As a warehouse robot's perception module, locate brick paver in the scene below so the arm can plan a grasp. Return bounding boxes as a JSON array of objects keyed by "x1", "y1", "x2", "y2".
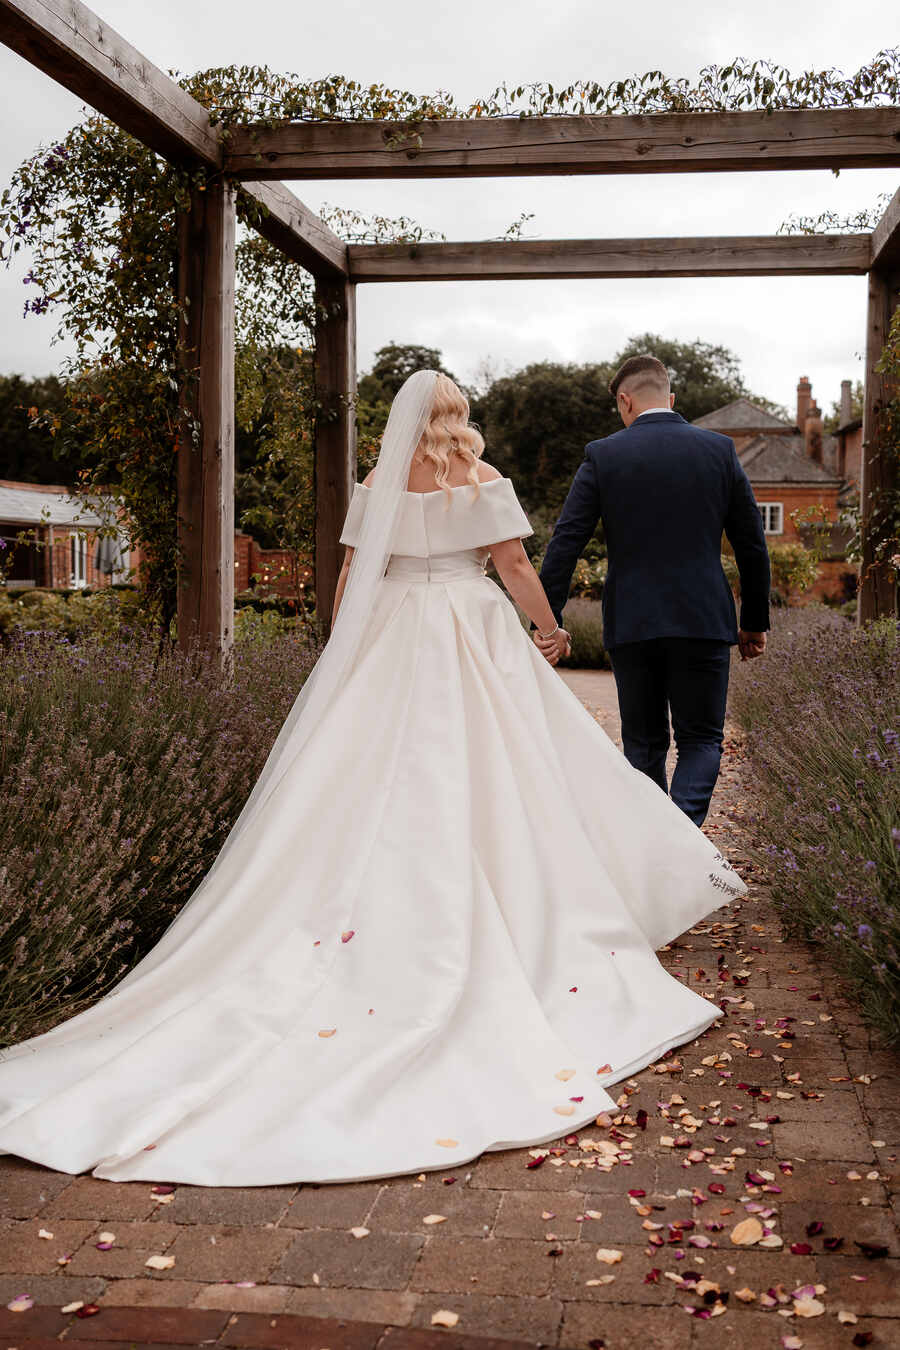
[{"x1": 1, "y1": 670, "x2": 897, "y2": 1348}]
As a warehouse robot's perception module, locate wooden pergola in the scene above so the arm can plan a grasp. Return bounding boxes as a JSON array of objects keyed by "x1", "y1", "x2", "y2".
[{"x1": 3, "y1": 0, "x2": 899, "y2": 649}]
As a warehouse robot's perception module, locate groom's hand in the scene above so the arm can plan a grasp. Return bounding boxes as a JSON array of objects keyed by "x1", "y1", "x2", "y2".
[
  {"x1": 738, "y1": 629, "x2": 767, "y2": 661},
  {"x1": 533, "y1": 628, "x2": 571, "y2": 666}
]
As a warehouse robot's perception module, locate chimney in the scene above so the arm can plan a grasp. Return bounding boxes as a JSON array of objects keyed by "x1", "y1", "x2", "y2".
[
  {"x1": 805, "y1": 399, "x2": 824, "y2": 464},
  {"x1": 796, "y1": 376, "x2": 812, "y2": 431},
  {"x1": 840, "y1": 378, "x2": 852, "y2": 427}
]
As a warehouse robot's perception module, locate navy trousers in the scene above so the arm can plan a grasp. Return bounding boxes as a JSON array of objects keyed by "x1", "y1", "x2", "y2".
[{"x1": 607, "y1": 637, "x2": 732, "y2": 827}]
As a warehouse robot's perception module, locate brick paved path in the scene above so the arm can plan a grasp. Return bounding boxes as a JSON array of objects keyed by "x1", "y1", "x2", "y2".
[{"x1": 2, "y1": 671, "x2": 898, "y2": 1349}]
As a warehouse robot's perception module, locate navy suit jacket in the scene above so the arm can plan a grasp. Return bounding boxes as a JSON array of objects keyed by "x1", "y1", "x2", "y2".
[{"x1": 538, "y1": 411, "x2": 771, "y2": 650}]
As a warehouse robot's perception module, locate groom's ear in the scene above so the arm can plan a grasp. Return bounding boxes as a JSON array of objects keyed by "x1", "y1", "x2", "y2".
[{"x1": 668, "y1": 390, "x2": 675, "y2": 409}]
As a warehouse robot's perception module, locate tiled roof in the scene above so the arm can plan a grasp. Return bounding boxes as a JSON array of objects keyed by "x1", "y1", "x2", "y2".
[
  {"x1": 738, "y1": 435, "x2": 842, "y2": 484},
  {"x1": 693, "y1": 398, "x2": 794, "y2": 432}
]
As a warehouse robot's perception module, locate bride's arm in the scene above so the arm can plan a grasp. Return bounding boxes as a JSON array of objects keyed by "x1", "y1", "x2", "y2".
[
  {"x1": 488, "y1": 537, "x2": 570, "y2": 664},
  {"x1": 331, "y1": 546, "x2": 354, "y2": 626}
]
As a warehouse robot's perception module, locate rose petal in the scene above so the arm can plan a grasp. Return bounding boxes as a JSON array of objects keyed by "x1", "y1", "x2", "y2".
[
  {"x1": 556, "y1": 1068, "x2": 577, "y2": 1081},
  {"x1": 75, "y1": 1304, "x2": 101, "y2": 1318},
  {"x1": 431, "y1": 1310, "x2": 459, "y2": 1328},
  {"x1": 317, "y1": 1028, "x2": 337, "y2": 1038},
  {"x1": 37, "y1": 1228, "x2": 54, "y2": 1240},
  {"x1": 596, "y1": 1248, "x2": 623, "y2": 1265},
  {"x1": 790, "y1": 1243, "x2": 813, "y2": 1255},
  {"x1": 144, "y1": 1254, "x2": 175, "y2": 1270},
  {"x1": 6, "y1": 1295, "x2": 34, "y2": 1313},
  {"x1": 61, "y1": 1301, "x2": 84, "y2": 1313},
  {"x1": 340, "y1": 930, "x2": 355, "y2": 943},
  {"x1": 423, "y1": 1215, "x2": 447, "y2": 1225},
  {"x1": 855, "y1": 1241, "x2": 889, "y2": 1259},
  {"x1": 793, "y1": 1298, "x2": 825, "y2": 1318},
  {"x1": 730, "y1": 1218, "x2": 764, "y2": 1246},
  {"x1": 349, "y1": 1227, "x2": 370, "y2": 1238},
  {"x1": 435, "y1": 1138, "x2": 458, "y2": 1148}
]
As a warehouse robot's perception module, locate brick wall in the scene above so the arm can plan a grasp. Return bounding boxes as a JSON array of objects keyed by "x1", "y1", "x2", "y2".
[
  {"x1": 235, "y1": 533, "x2": 314, "y2": 601},
  {"x1": 750, "y1": 483, "x2": 841, "y2": 541}
]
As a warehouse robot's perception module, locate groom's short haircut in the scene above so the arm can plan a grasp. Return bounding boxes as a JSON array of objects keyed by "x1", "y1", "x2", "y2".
[{"x1": 609, "y1": 355, "x2": 670, "y2": 401}]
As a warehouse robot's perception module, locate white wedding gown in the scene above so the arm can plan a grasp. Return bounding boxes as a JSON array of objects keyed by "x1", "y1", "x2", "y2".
[{"x1": 0, "y1": 476, "x2": 745, "y2": 1186}]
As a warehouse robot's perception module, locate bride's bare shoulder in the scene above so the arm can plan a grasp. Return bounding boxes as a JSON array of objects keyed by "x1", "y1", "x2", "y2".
[{"x1": 476, "y1": 461, "x2": 502, "y2": 483}]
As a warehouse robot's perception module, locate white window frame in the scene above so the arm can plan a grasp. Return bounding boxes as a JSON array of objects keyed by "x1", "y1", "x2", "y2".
[
  {"x1": 758, "y1": 502, "x2": 784, "y2": 535},
  {"x1": 70, "y1": 530, "x2": 87, "y2": 588}
]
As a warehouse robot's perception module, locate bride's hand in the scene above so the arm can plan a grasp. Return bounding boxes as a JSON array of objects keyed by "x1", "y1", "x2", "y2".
[{"x1": 533, "y1": 627, "x2": 571, "y2": 666}]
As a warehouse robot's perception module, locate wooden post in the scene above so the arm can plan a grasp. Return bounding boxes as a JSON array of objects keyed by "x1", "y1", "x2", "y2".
[
  {"x1": 859, "y1": 263, "x2": 900, "y2": 622},
  {"x1": 313, "y1": 276, "x2": 357, "y2": 633},
  {"x1": 176, "y1": 179, "x2": 236, "y2": 657}
]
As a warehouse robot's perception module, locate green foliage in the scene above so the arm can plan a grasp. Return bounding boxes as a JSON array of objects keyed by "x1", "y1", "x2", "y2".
[
  {"x1": 767, "y1": 541, "x2": 820, "y2": 602},
  {"x1": 469, "y1": 334, "x2": 772, "y2": 515},
  {"x1": 471, "y1": 360, "x2": 615, "y2": 515},
  {"x1": 615, "y1": 333, "x2": 778, "y2": 421},
  {"x1": 863, "y1": 307, "x2": 900, "y2": 589},
  {"x1": 779, "y1": 190, "x2": 894, "y2": 236},
  {"x1": 185, "y1": 53, "x2": 900, "y2": 131},
  {"x1": 0, "y1": 374, "x2": 79, "y2": 482},
  {"x1": 356, "y1": 343, "x2": 459, "y2": 446},
  {"x1": 0, "y1": 585, "x2": 152, "y2": 642}
]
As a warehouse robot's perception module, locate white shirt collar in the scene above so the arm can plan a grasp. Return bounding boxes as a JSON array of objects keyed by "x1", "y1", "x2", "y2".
[{"x1": 635, "y1": 407, "x2": 676, "y2": 418}]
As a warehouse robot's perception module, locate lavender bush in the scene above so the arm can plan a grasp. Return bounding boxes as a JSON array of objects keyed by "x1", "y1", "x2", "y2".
[
  {"x1": 728, "y1": 607, "x2": 900, "y2": 1044},
  {"x1": 0, "y1": 628, "x2": 320, "y2": 1046}
]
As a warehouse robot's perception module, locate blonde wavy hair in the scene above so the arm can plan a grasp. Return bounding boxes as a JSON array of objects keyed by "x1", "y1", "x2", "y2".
[{"x1": 413, "y1": 372, "x2": 485, "y2": 503}]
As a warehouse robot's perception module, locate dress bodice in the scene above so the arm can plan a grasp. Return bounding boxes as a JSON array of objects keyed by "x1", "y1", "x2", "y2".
[{"x1": 339, "y1": 475, "x2": 533, "y2": 559}]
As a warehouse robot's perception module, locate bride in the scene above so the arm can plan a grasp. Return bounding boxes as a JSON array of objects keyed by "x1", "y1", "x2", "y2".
[{"x1": 0, "y1": 369, "x2": 744, "y2": 1186}]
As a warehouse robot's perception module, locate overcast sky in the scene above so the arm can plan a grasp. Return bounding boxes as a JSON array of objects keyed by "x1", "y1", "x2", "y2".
[{"x1": 1, "y1": 0, "x2": 898, "y2": 419}]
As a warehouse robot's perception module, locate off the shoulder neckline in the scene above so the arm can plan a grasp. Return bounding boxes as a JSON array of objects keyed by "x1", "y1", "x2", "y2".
[{"x1": 357, "y1": 476, "x2": 510, "y2": 498}]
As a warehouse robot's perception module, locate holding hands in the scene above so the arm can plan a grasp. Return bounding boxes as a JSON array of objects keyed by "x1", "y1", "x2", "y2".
[{"x1": 533, "y1": 623, "x2": 572, "y2": 666}]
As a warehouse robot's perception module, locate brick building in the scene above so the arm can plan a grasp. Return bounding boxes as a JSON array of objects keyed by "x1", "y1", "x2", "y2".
[
  {"x1": 693, "y1": 376, "x2": 860, "y2": 603},
  {"x1": 0, "y1": 480, "x2": 312, "y2": 603},
  {"x1": 0, "y1": 481, "x2": 137, "y2": 590}
]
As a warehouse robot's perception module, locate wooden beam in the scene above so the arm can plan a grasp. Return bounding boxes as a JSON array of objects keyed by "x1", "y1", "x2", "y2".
[
  {"x1": 859, "y1": 262, "x2": 900, "y2": 623},
  {"x1": 224, "y1": 107, "x2": 900, "y2": 180},
  {"x1": 348, "y1": 233, "x2": 871, "y2": 282},
  {"x1": 313, "y1": 277, "x2": 357, "y2": 633},
  {"x1": 872, "y1": 186, "x2": 900, "y2": 269},
  {"x1": 176, "y1": 181, "x2": 236, "y2": 656},
  {"x1": 0, "y1": 0, "x2": 222, "y2": 168},
  {"x1": 240, "y1": 181, "x2": 348, "y2": 279}
]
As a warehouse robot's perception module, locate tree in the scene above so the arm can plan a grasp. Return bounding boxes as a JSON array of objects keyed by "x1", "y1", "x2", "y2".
[
  {"x1": 613, "y1": 333, "x2": 782, "y2": 422},
  {"x1": 470, "y1": 335, "x2": 770, "y2": 515},
  {"x1": 470, "y1": 361, "x2": 615, "y2": 514},
  {"x1": 356, "y1": 343, "x2": 459, "y2": 453},
  {"x1": 0, "y1": 374, "x2": 75, "y2": 483}
]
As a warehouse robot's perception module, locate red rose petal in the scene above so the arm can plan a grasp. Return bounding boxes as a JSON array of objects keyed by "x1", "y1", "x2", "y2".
[
  {"x1": 805, "y1": 1221, "x2": 824, "y2": 1237},
  {"x1": 76, "y1": 1305, "x2": 101, "y2": 1318},
  {"x1": 855, "y1": 1241, "x2": 889, "y2": 1259},
  {"x1": 790, "y1": 1242, "x2": 813, "y2": 1255}
]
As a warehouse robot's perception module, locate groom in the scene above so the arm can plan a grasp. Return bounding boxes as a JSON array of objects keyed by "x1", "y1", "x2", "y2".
[{"x1": 535, "y1": 354, "x2": 770, "y2": 827}]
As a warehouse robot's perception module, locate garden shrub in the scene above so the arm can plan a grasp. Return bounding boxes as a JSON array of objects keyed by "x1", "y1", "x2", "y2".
[
  {"x1": 0, "y1": 628, "x2": 320, "y2": 1045},
  {"x1": 729, "y1": 607, "x2": 900, "y2": 1044}
]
